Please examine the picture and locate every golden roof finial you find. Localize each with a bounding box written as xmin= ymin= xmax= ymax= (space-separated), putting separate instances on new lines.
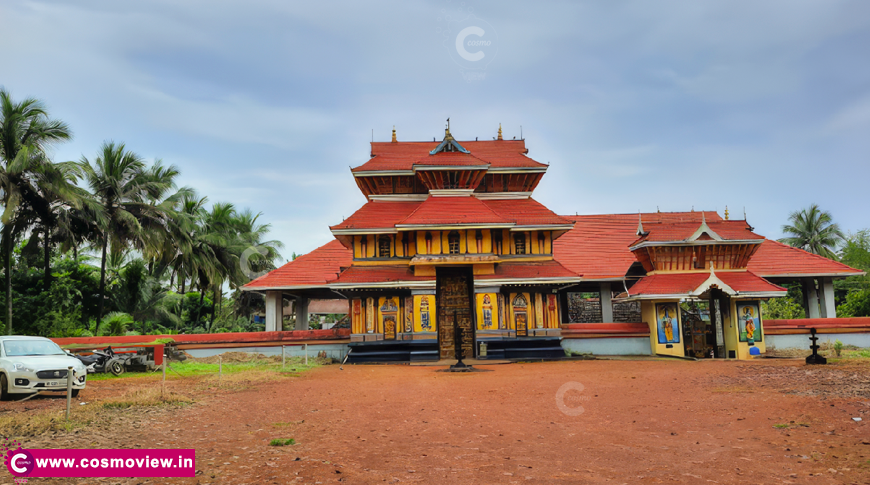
xmin=391 ymin=125 xmax=397 ymax=143
xmin=444 ymin=118 xmax=453 ymax=140
xmin=724 ymin=206 xmax=730 ymax=220
xmin=497 ymin=123 xmax=503 ymax=140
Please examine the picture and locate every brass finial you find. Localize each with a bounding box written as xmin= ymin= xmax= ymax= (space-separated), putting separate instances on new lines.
xmin=724 ymin=206 xmax=730 ymax=220
xmin=497 ymin=123 xmax=503 ymax=140
xmin=391 ymin=125 xmax=397 ymax=143
xmin=445 ymin=118 xmax=453 ymax=140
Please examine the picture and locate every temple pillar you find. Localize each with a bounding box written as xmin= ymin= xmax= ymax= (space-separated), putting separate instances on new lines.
xmin=600 ymin=282 xmax=613 ymax=323
xmin=818 ymin=277 xmax=836 ymax=318
xmin=295 ymin=296 xmax=309 ymax=330
xmin=803 ymin=278 xmax=820 ymax=319
xmin=265 ymin=291 xmax=283 ymax=332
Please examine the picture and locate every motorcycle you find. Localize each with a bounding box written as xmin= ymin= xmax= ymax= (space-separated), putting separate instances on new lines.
xmin=73 ymin=347 xmax=126 ymax=376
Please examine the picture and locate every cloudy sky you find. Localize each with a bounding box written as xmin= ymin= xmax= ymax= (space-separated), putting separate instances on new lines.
xmin=2 ymin=0 xmax=868 ymax=263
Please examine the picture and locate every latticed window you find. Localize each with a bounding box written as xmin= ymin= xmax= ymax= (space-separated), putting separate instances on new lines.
xmin=448 ymin=231 xmax=461 ymax=254
xmin=378 ymin=236 xmax=391 ymax=258
xmin=514 ymin=234 xmax=526 ymax=255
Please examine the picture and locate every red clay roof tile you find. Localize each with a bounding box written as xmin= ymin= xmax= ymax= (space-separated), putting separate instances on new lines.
xmin=399 ymin=197 xmax=511 ymax=226
xmin=748 ymin=239 xmax=864 ymax=277
xmin=625 ymin=271 xmax=785 ymax=296
xmin=243 ymin=240 xmax=352 ymax=289
xmin=330 ymin=200 xmax=422 ymax=231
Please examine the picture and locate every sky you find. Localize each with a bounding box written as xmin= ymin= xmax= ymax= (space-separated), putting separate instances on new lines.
xmin=2 ymin=0 xmax=869 ymax=264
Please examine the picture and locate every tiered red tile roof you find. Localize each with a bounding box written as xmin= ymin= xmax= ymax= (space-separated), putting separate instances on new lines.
xmin=353 ymin=140 xmax=546 ymax=172
xmin=245 ymin=210 xmax=862 ymax=291
xmin=484 ymin=199 xmax=573 ymax=226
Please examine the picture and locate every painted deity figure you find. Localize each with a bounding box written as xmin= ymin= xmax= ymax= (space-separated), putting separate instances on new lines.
xmin=662 ymin=308 xmax=675 ymax=342
xmin=743 ymin=307 xmax=756 ymax=340
xmin=513 ymin=294 xmax=528 ymax=335
xmin=420 ymin=296 xmax=432 ymax=331
xmin=482 ymin=294 xmax=493 ymax=329
xmin=404 ymin=297 xmax=413 ymax=333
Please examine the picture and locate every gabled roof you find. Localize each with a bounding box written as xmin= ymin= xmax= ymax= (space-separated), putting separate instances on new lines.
xmin=630 ymin=220 xmax=764 ymax=247
xmin=748 ymin=239 xmax=865 ymax=278
xmin=353 ymin=140 xmax=546 ymax=173
xmin=413 ymin=151 xmax=489 ymax=168
xmin=554 ymin=212 xmax=720 ymax=280
xmin=243 ymin=240 xmax=352 ymax=290
xmin=399 ymin=196 xmax=511 ymax=227
xmin=329 ymin=200 xmax=421 ymax=232
xmin=623 ymin=270 xmax=786 ymax=299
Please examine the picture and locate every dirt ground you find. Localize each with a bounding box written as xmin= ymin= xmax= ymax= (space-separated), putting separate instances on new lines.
xmin=3 ymin=358 xmax=870 ymax=485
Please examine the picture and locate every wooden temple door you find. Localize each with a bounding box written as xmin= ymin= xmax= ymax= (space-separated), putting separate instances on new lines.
xmin=435 ymin=267 xmax=475 ymax=360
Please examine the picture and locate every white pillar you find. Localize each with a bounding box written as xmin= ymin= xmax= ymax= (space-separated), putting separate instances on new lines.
xmin=804 ymin=278 xmax=820 ymax=319
xmin=295 ymin=296 xmax=309 ymax=330
xmin=265 ymin=291 xmax=282 ymax=332
xmin=818 ymin=277 xmax=836 ymax=319
xmin=600 ymin=282 xmax=613 ymax=323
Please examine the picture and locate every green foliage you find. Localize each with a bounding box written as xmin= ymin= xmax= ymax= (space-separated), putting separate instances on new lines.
xmin=838 ymin=288 xmax=870 ymax=317
xmin=762 ymin=295 xmax=805 ymax=320
xmin=101 ymin=312 xmax=133 ymax=336
xmin=833 ymin=340 xmax=844 ymax=357
xmin=268 ymin=438 xmax=295 ymax=447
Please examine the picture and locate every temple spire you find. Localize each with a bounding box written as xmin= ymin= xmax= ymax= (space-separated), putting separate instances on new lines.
xmin=724 ymin=206 xmax=729 ymax=220
xmin=636 ymin=213 xmax=647 ymax=236
xmin=391 ymin=126 xmax=397 ymax=143
xmin=497 ymin=123 xmax=503 ymax=140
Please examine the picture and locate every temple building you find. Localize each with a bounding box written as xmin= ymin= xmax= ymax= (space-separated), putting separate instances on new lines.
xmin=243 ymin=124 xmax=863 ymax=361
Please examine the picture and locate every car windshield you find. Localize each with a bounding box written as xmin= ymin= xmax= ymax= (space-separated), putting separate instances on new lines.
xmin=4 ymin=340 xmax=66 ymax=357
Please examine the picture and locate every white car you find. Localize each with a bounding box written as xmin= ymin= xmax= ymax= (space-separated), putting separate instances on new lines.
xmin=0 ymin=336 xmax=87 ymax=400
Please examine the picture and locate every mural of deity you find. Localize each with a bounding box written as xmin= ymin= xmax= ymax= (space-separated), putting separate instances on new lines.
xmin=656 ymin=303 xmax=680 ymax=344
xmin=535 ymin=294 xmax=544 ymax=329
xmin=498 ymin=294 xmax=506 ymax=329
xmin=482 ymin=294 xmax=493 ymax=329
xmin=420 ymin=296 xmax=432 ymax=331
xmin=737 ymin=302 xmax=761 ymax=342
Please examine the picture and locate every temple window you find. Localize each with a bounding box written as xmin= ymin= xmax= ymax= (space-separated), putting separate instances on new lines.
xmin=537 ymin=231 xmax=546 ymax=253
xmin=493 ymin=230 xmax=503 ymax=254
xmin=378 ymin=235 xmax=391 ymax=258
xmin=475 ymin=230 xmax=483 ymax=253
xmin=514 ymin=234 xmax=526 ymax=255
xmin=448 ymin=231 xmax=461 ymax=254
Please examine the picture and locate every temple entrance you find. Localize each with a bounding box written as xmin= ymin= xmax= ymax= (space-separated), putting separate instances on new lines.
xmin=681 ymin=301 xmax=715 ymax=358
xmin=435 ymin=267 xmax=475 ymax=359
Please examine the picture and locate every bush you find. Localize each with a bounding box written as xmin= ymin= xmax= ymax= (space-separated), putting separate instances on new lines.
xmin=833 ymin=340 xmax=844 ymax=357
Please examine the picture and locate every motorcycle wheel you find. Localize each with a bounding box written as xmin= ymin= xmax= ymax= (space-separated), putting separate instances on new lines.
xmin=108 ymin=360 xmax=125 ymax=376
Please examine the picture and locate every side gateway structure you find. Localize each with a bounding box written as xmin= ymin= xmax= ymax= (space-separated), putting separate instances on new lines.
xmin=243 ymin=124 xmax=864 ymax=362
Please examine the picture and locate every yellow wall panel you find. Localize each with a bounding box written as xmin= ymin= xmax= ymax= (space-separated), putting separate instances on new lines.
xmin=413 ymin=295 xmax=436 ymax=332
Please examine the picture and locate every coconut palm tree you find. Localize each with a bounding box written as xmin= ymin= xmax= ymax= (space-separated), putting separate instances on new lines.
xmin=779 ymin=204 xmax=845 ymax=260
xmin=80 ymin=141 xmax=180 ymax=334
xmin=0 ymin=90 xmax=72 ymax=334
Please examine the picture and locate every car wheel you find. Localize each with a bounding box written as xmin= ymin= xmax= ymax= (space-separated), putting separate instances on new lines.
xmin=108 ymin=360 xmax=125 ymax=376
xmin=0 ymin=374 xmax=9 ymax=401
xmin=71 ymin=389 xmax=80 ymax=398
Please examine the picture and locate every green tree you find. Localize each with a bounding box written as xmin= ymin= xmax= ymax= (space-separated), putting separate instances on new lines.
xmin=0 ymin=89 xmax=71 ymax=334
xmin=779 ymin=204 xmax=844 ymax=259
xmin=80 ymin=141 xmax=180 ymax=334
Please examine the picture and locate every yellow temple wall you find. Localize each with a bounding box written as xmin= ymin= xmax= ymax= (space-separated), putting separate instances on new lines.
xmin=642 ymin=300 xmax=685 ymax=357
